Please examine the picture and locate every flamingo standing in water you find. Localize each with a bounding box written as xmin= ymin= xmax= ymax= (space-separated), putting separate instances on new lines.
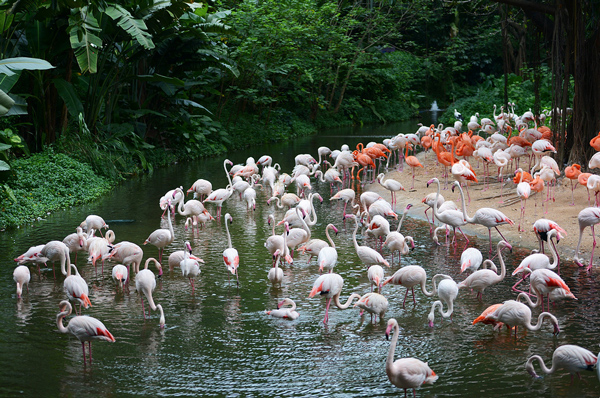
xmin=525 ymin=345 xmax=597 ymax=382
xmin=382 ymin=265 xmax=435 ymax=308
xmin=143 ymin=201 xmax=174 ymax=265
xmin=428 ymin=274 xmax=459 ymax=327
xmin=532 ymin=219 xmax=566 ymax=254
xmin=517 ymin=269 xmax=574 ymax=312
xmin=180 ymin=241 xmax=201 ymax=293
xmin=56 ymin=300 xmax=115 ymax=364
xmin=376 ymin=173 xmax=405 ymax=208
xmin=484 ymin=300 xmax=560 ymax=338
xmin=309 ymin=273 xmax=361 ymax=324
xmin=460 ymin=247 xmax=483 ymax=273
xmin=347 ymin=214 xmax=389 ymax=268
xmin=13 ymin=265 xmax=30 ymax=298
xmin=223 ymin=213 xmax=240 ymax=285
xmin=354 ymin=292 xmax=388 ymax=324
xmin=330 ymin=188 xmax=356 ymax=218
xmin=426 ymin=178 xmax=468 ymax=247
xmin=135 ymin=257 xmax=165 ymax=328
xmin=458 ymin=241 xmax=511 ymax=300
xmin=385 ymin=318 xmax=438 ymax=396
xmin=64 ymin=264 xmax=92 ymax=314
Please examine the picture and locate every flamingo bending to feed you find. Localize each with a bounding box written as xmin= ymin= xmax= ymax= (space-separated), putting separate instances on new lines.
xmin=62 ymin=227 xmax=87 ymax=263
xmin=14 ymin=244 xmax=47 ymax=276
xmin=267 ymin=249 xmax=284 ymax=286
xmin=135 ymin=257 xmax=165 ymax=328
xmin=426 ymin=178 xmax=468 ymax=247
xmin=64 ymin=264 xmax=92 ymax=313
xmin=526 ymin=345 xmax=597 ymax=382
xmin=265 ymin=216 xmax=293 ymax=266
xmin=13 ymin=265 xmax=30 ymax=298
xmin=428 ymin=274 xmax=458 ymax=327
xmin=382 ymin=265 xmax=435 ymax=308
xmin=143 ymin=201 xmax=174 ymax=265
xmin=223 ymin=213 xmax=240 ymax=285
xmin=34 ymin=240 xmax=71 ymax=279
xmin=367 ymin=265 xmax=385 ymax=292
xmin=80 ymin=215 xmax=109 ymax=237
xmin=472 ymin=303 xmax=507 ymax=331
xmin=309 ymin=273 xmax=361 ymax=324
xmin=330 ymin=188 xmax=356 ymax=218
xmin=265 ymin=298 xmax=299 ymax=320
xmin=385 ymin=318 xmax=438 ymax=396
xmin=111 ymin=264 xmax=128 ymax=290
xmin=458 ymin=241 xmax=511 ymax=300
xmin=354 ymin=292 xmax=388 ymax=324
xmin=383 ymin=204 xmax=413 ymax=265
xmin=453 ymin=181 xmax=513 ymax=256
xmin=512 ymin=229 xmax=560 ymax=292
xmin=532 ymin=218 xmax=566 ymax=255
xmin=460 ymin=247 xmax=483 ymax=273
xmin=484 ymin=300 xmax=560 ymax=338
xmin=56 ymin=300 xmax=115 ymax=363
xmin=187 ymin=178 xmax=212 ymax=201
xmin=573 ymin=206 xmax=600 ymax=271
xmin=299 ymin=223 xmax=338 ymax=265
xmin=106 ymin=241 xmax=144 ymax=277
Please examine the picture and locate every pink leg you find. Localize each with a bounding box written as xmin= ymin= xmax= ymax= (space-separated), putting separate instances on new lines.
xmin=88 ymin=341 xmax=93 ymax=363
xmin=81 ymin=342 xmax=87 ymax=363
xmin=323 ymin=297 xmax=332 ymax=324
xmin=586 ymin=225 xmax=597 ymax=272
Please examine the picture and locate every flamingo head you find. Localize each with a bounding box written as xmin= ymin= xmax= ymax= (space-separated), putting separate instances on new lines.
xmin=385 ymin=323 xmax=394 ymax=340
xmin=186 ymin=241 xmax=193 ymax=254
xmin=426 ymin=178 xmax=436 ymax=187
xmin=332 ymin=225 xmax=339 ymax=235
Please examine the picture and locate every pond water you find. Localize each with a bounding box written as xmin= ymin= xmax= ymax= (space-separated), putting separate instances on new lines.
xmin=1 ymin=114 xmax=599 ymax=397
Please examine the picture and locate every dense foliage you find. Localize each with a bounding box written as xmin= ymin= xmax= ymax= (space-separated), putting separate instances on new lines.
xmin=0 ymin=149 xmax=112 ymax=229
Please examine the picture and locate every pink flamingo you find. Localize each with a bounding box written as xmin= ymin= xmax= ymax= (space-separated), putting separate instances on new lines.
xmin=135 ymin=257 xmax=165 ymax=328
xmin=143 ymin=200 xmax=174 ymax=265
xmin=526 ymin=345 xmax=597 ymax=382
xmin=515 ymin=168 xmax=531 ymax=232
xmin=308 ymin=273 xmax=361 ymax=324
xmin=223 ymin=213 xmax=240 ymax=285
xmin=573 ymin=206 xmax=600 ymax=271
xmin=56 ymin=300 xmax=115 ymax=364
xmin=382 ymin=265 xmax=435 ymax=308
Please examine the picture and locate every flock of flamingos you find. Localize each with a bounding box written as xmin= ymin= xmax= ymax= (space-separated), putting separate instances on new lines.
xmin=11 ymin=104 xmax=600 ymax=396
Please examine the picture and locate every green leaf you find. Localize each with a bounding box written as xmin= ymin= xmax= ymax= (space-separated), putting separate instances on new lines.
xmin=105 ymin=5 xmax=155 ymax=50
xmin=53 ymin=79 xmax=84 ymax=118
xmin=174 ymin=99 xmax=213 ymax=114
xmin=0 ymin=89 xmax=15 ymax=116
xmin=68 ymin=8 xmax=102 ymax=74
xmin=0 ymin=143 xmax=11 ymax=151
xmin=0 ymin=57 xmax=55 ymax=77
xmin=0 ymin=160 xmax=9 ymax=171
xmin=4 ymin=94 xmax=27 ymax=116
xmin=137 ymin=74 xmax=185 ymax=86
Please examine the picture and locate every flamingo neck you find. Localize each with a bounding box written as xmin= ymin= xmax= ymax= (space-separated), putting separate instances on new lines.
xmin=325 ymin=225 xmax=336 ymax=248
xmin=420 ymin=277 xmax=434 ymax=297
xmin=527 ymin=355 xmax=555 ymax=376
xmin=334 ymin=293 xmax=360 ymax=309
xmin=497 ymin=244 xmax=506 ymax=280
xmin=386 ymin=322 xmax=399 ymax=372
xmin=454 ymin=181 xmax=473 ymax=222
xmin=156 ymin=304 xmax=165 ymax=328
xmin=224 ymin=160 xmax=232 ymax=186
xmin=225 ymin=219 xmax=233 ymax=249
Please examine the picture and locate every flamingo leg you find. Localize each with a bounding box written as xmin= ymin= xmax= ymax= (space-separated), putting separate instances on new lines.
xmin=88 ymin=341 xmax=93 ymax=363
xmin=324 ymin=297 xmax=332 ymax=324
xmin=81 ymin=342 xmax=87 ymax=364
xmin=402 ymin=288 xmax=410 ymax=309
xmin=411 ymin=287 xmax=416 ymax=305
xmin=586 ymin=225 xmax=597 ymax=272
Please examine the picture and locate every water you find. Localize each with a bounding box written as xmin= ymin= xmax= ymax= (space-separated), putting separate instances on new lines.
xmin=1 ymin=118 xmax=599 ymax=397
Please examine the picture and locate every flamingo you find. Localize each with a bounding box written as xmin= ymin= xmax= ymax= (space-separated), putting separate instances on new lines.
xmin=427 ymin=274 xmax=459 ymax=327
xmin=62 ymin=227 xmax=87 ymax=263
xmin=512 ymin=229 xmax=560 ymax=292
xmin=347 ymin=214 xmax=389 ymax=268
xmin=517 ymin=269 xmax=574 ymax=312
xmin=317 ymin=239 xmax=338 ymax=274
xmin=532 ymin=218 xmax=566 ymax=254
xmin=485 ymin=300 xmax=560 ymax=338
xmin=135 ymin=257 xmax=165 ymax=328
xmin=14 ymin=244 xmax=48 ymax=276
xmin=106 ymin=241 xmax=144 ymax=276
xmin=426 ymin=178 xmax=468 ymax=246
xmin=267 ymin=249 xmax=284 ymax=287
xmin=223 ymin=213 xmax=240 ymax=285
xmin=573 ymin=207 xmax=600 ymax=271
xmin=203 ymin=185 xmax=233 ymax=220
xmin=180 ymin=241 xmax=201 ymax=293
xmin=265 ymin=216 xmax=293 ymax=266
xmin=382 ymin=265 xmax=435 ymax=308
xmin=421 ymin=192 xmax=444 ymax=233
xmin=578 ymin=172 xmax=593 ymax=205
xmin=80 ymin=215 xmax=109 ymax=237
xmin=143 ymin=201 xmax=174 ymax=265
xmin=36 ymin=240 xmax=71 ymax=279
xmin=367 ymin=215 xmax=390 ymax=250
xmin=367 ymin=265 xmax=385 ymax=292
xmin=493 ymin=149 xmax=511 ymax=202
xmin=174 ymin=187 xmax=206 ymax=229
xmin=404 ymin=148 xmax=424 ymax=190
xmin=354 ymin=292 xmax=388 ymax=324
xmin=13 ymin=265 xmax=30 ymax=298
xmin=111 ymin=264 xmax=128 ymax=290
xmin=383 ymin=204 xmax=413 ymax=265
xmin=460 ymin=247 xmax=483 ymax=273
xmin=187 ymin=178 xmax=212 ymax=201
xmin=64 ymin=264 xmax=92 ymax=314
xmin=329 ymin=188 xmax=356 ymax=218
xmin=453 ymin=181 xmax=513 ymax=255
xmin=56 ymin=300 xmax=115 ymax=364
xmin=565 ymin=164 xmax=582 ymax=205
xmin=472 ymin=303 xmax=507 ymax=331
xmin=308 ymin=273 xmax=361 ymax=324
xmin=385 ymin=318 xmax=438 ymax=397
xmin=526 ymin=345 xmax=597 ymax=382
xmin=298 ymin=223 xmax=338 ymax=265
xmin=515 ymin=168 xmax=531 ymax=232
xmin=265 ymin=298 xmax=299 ymax=320
xmin=457 ymin=241 xmax=511 ymax=300
xmin=377 ymin=173 xmax=405 ymax=207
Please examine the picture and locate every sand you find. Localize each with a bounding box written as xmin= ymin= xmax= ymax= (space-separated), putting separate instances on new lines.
xmin=366 ymin=152 xmax=594 ymax=264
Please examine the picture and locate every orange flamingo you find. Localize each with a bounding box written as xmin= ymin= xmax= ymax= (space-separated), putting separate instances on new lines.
xmin=433 ymin=135 xmax=457 ymax=189
xmin=578 ymin=172 xmax=592 ymax=205
xmin=404 ymin=144 xmax=423 ymax=189
xmin=529 ymin=175 xmax=545 ymax=215
xmin=565 ymin=164 xmax=582 ymax=205
xmin=590 ymin=132 xmax=600 ymax=152
xmin=352 ymin=151 xmax=376 ymax=182
xmin=512 ymin=170 xmax=533 ymax=184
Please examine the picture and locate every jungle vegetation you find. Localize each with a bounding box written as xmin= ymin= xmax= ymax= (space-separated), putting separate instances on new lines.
xmin=0 ymin=0 xmax=597 ymax=228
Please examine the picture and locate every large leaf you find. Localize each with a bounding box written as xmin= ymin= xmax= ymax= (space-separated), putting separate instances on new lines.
xmin=0 ymin=160 xmax=9 ymax=171
xmin=137 ymin=74 xmax=185 ymax=86
xmin=174 ymin=99 xmax=212 ymax=114
xmin=4 ymin=94 xmax=27 ymax=116
xmin=68 ymin=8 xmax=102 ymax=74
xmin=0 ymin=57 xmax=55 ymax=76
xmin=0 ymin=89 xmax=14 ymax=116
xmin=53 ymin=78 xmax=84 ymax=117
xmin=105 ymin=5 xmax=155 ymax=50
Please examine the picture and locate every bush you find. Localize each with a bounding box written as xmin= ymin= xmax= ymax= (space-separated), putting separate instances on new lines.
xmin=0 ymin=149 xmax=112 ymax=229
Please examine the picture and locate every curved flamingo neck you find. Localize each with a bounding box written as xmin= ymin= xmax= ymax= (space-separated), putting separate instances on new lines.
xmin=497 ymin=244 xmax=506 ymax=279
xmin=454 ymin=181 xmax=474 ymax=222
xmin=56 ymin=302 xmax=72 ymax=334
xmin=527 ymin=355 xmax=555 ymax=375
xmin=325 ymin=224 xmax=336 ymax=248
xmin=156 ymin=304 xmax=165 ymax=328
xmin=334 ymin=293 xmax=360 ymax=309
xmin=396 ymin=207 xmax=409 ymax=232
xmin=529 ymin=312 xmax=558 ymax=331
xmin=352 ymin=217 xmax=360 ymax=252
xmin=386 ymin=322 xmax=399 ymax=372
xmin=517 ymin=292 xmax=541 ymax=308
xmin=420 ymin=277 xmax=434 ymax=297
xmin=224 ymin=159 xmax=232 ymax=186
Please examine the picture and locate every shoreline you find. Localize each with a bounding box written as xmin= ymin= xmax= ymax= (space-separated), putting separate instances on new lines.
xmin=368 ymin=152 xmax=592 ymax=264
